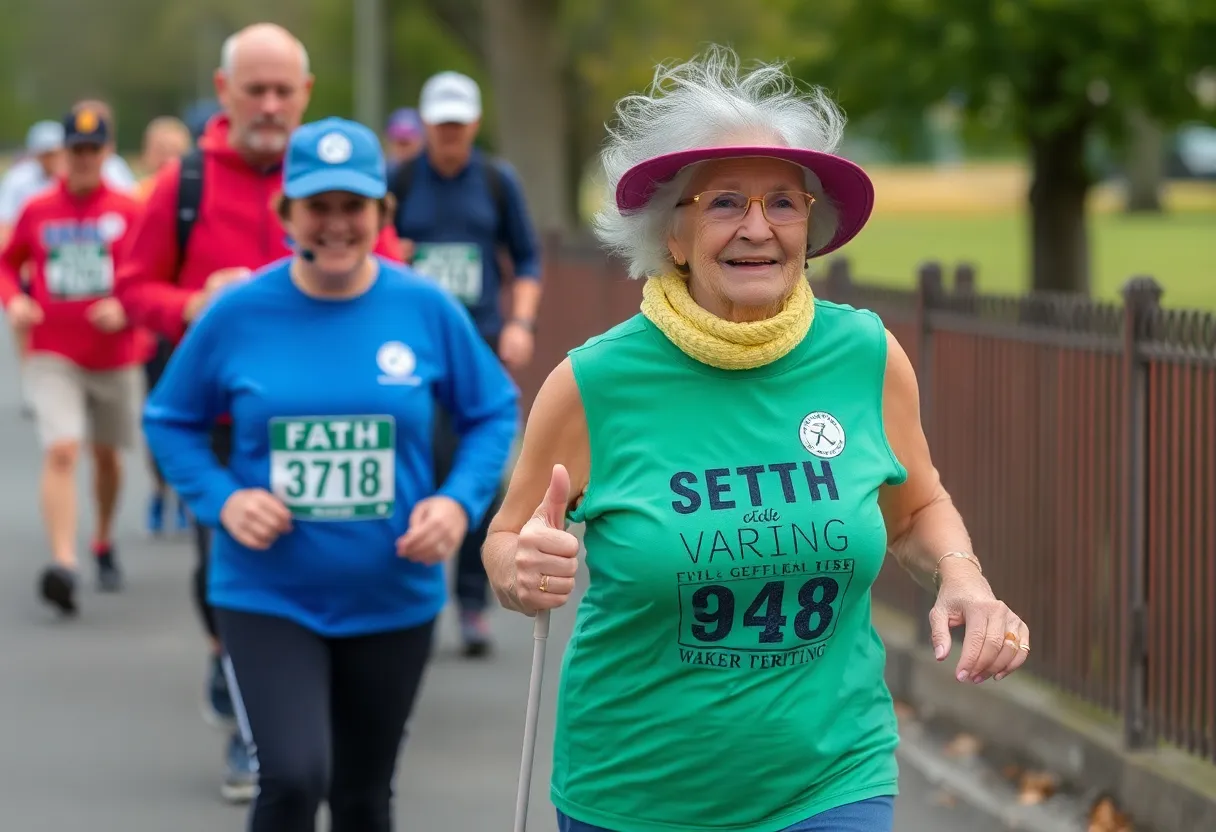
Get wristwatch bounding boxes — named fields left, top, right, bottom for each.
left=508, top=317, right=536, bottom=333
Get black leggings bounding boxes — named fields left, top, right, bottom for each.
left=216, top=608, right=436, bottom=832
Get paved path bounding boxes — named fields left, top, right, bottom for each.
left=0, top=334, right=994, bottom=831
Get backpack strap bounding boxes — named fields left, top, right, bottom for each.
left=387, top=155, right=421, bottom=211
left=175, top=148, right=205, bottom=273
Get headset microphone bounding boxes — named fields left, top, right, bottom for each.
left=284, top=234, right=317, bottom=262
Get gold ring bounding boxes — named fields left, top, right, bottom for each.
left=538, top=574, right=550, bottom=593
left=1018, top=644, right=1030, bottom=653
left=1004, top=630, right=1019, bottom=644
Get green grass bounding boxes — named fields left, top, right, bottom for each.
left=834, top=210, right=1216, bottom=309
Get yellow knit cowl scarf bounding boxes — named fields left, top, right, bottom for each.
left=640, top=273, right=815, bottom=370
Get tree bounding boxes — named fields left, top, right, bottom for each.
left=802, top=0, right=1216, bottom=294
left=482, top=0, right=571, bottom=235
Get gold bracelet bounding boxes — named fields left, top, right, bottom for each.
left=934, top=551, right=982, bottom=587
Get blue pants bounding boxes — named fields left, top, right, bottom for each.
left=556, top=797, right=894, bottom=832
left=556, top=796, right=895, bottom=832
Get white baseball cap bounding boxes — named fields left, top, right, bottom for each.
left=419, top=72, right=482, bottom=125
left=26, top=120, right=65, bottom=154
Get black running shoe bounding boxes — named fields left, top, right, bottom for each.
left=40, top=565, right=78, bottom=615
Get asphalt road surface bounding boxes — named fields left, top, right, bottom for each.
left=0, top=333, right=993, bottom=831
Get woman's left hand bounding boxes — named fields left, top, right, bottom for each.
left=396, top=496, right=469, bottom=564
left=929, top=561, right=1030, bottom=684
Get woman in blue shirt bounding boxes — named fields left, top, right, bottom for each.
left=143, top=117, right=519, bottom=832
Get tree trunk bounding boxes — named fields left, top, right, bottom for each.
left=481, top=0, right=573, bottom=235
left=1124, top=107, right=1165, bottom=214
left=1028, top=120, right=1092, bottom=294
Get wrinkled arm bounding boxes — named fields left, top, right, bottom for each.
left=878, top=330, right=985, bottom=592
left=483, top=358, right=590, bottom=613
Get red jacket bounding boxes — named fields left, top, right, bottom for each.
left=0, top=180, right=152, bottom=370
left=115, top=115, right=403, bottom=343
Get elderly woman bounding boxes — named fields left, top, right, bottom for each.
left=483, top=47, right=1030, bottom=832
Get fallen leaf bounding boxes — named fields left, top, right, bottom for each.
left=943, top=732, right=983, bottom=758
left=1091, top=797, right=1119, bottom=826
left=1088, top=796, right=1134, bottom=832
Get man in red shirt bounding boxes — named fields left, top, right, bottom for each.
left=114, top=21, right=403, bottom=804
left=0, top=104, right=148, bottom=615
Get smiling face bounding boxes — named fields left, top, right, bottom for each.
left=285, top=191, right=380, bottom=277
left=667, top=157, right=813, bottom=322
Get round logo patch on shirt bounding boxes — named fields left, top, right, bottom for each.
left=317, top=132, right=353, bottom=164
left=96, top=212, right=126, bottom=243
left=799, top=411, right=846, bottom=459
left=376, top=340, right=416, bottom=379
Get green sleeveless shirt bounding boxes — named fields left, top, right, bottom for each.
left=553, top=300, right=908, bottom=832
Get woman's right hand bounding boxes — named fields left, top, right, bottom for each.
left=513, top=464, right=581, bottom=612
left=220, top=488, right=293, bottom=550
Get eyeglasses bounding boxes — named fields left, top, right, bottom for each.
left=675, top=190, right=815, bottom=226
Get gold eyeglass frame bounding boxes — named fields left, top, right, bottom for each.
left=674, top=189, right=817, bottom=226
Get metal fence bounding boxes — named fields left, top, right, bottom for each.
left=521, top=237, right=1216, bottom=764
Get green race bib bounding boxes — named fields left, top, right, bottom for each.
left=46, top=243, right=114, bottom=299
left=411, top=243, right=483, bottom=304
left=268, top=416, right=395, bottom=521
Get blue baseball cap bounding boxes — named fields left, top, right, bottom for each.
left=284, top=117, right=387, bottom=200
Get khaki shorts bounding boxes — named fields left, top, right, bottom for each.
left=23, top=354, right=144, bottom=450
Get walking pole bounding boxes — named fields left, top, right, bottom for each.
left=513, top=609, right=552, bottom=832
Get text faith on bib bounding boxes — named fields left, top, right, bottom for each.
left=268, top=415, right=396, bottom=521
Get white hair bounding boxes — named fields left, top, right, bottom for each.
left=220, top=26, right=311, bottom=77
left=593, top=45, right=847, bottom=279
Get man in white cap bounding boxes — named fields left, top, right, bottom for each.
left=389, top=70, right=543, bottom=658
